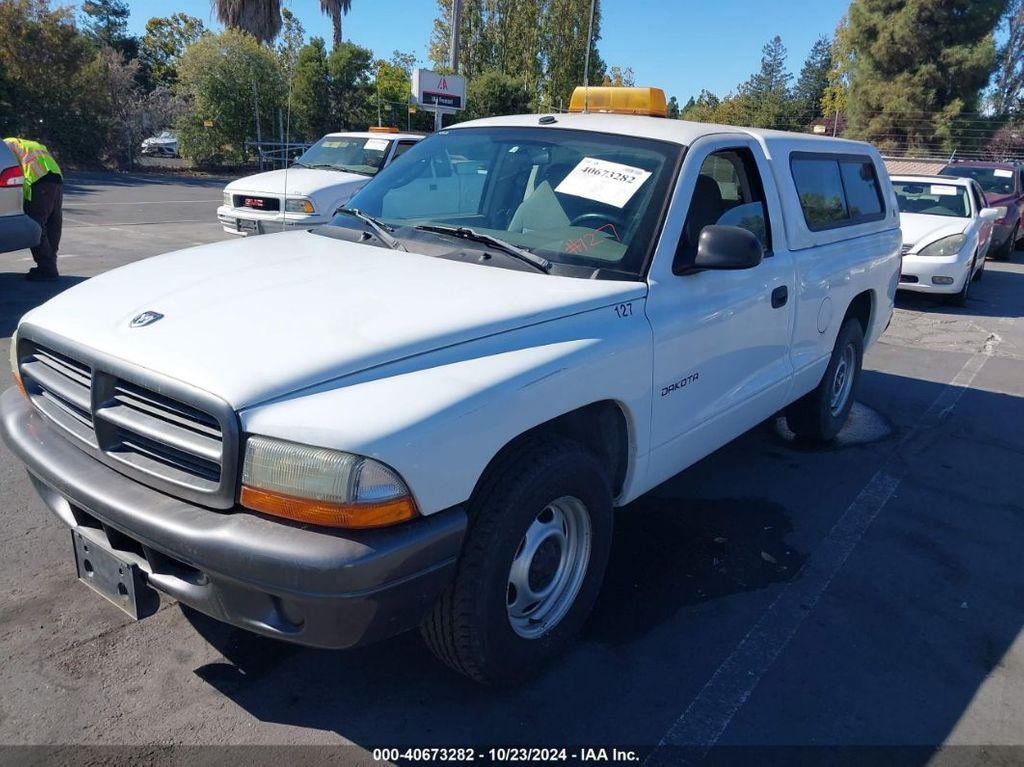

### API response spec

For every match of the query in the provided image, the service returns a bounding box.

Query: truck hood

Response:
[899,213,968,249]
[20,231,646,409]
[225,167,368,199]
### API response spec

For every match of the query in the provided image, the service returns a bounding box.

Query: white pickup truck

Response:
[3,98,901,684]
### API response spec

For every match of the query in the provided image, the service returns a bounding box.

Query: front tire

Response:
[948,255,975,307]
[993,224,1017,261]
[786,318,864,442]
[421,436,613,685]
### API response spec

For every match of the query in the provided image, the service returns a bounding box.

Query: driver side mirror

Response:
[980,206,1005,221]
[690,225,764,272]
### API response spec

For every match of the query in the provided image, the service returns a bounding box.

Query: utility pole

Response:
[436,0,462,132]
[582,0,597,112]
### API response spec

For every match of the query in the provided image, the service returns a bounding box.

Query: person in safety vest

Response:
[3,138,63,281]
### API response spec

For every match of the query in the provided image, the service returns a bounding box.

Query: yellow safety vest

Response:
[3,137,61,202]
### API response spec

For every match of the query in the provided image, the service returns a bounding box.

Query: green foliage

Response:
[542,0,605,109]
[460,70,531,120]
[741,35,795,129]
[992,0,1024,114]
[792,36,833,125]
[174,29,286,163]
[845,0,1007,153]
[80,0,130,49]
[0,0,106,163]
[666,95,679,120]
[277,8,306,77]
[291,37,334,138]
[140,13,206,87]
[603,66,634,87]
[327,40,375,130]
[212,0,282,44]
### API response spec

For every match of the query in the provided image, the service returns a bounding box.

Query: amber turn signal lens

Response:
[240,485,417,529]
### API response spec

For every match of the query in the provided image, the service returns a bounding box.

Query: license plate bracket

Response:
[72,531,159,619]
[236,218,260,234]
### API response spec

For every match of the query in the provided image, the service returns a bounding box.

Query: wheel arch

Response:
[469,400,633,509]
[844,288,874,339]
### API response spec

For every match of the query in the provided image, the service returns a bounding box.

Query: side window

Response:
[393,141,417,160]
[791,153,886,231]
[676,147,771,269]
[971,183,986,215]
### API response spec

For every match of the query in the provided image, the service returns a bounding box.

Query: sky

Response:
[121,0,853,103]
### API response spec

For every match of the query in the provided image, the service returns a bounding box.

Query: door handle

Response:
[771,285,788,309]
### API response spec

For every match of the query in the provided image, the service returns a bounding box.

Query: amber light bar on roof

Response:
[568,86,668,118]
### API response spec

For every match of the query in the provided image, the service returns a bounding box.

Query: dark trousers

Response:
[24,176,63,274]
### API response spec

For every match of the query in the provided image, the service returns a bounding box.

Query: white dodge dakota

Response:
[3,95,900,684]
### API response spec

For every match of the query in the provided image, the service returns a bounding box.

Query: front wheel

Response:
[420,436,613,685]
[786,318,864,442]
[993,224,1018,261]
[947,255,975,307]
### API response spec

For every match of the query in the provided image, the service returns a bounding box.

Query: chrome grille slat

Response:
[96,402,222,464]
[17,336,235,508]
[21,358,92,415]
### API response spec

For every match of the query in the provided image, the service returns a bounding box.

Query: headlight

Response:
[223,191,232,207]
[917,234,966,258]
[9,328,24,397]
[240,435,417,528]
[284,198,316,214]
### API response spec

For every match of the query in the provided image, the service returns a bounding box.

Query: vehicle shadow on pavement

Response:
[62,171,236,198]
[0,271,87,337]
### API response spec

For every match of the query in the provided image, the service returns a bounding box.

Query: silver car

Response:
[0,141,41,254]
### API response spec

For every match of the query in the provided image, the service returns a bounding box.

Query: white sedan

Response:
[217,130,423,236]
[892,174,1002,306]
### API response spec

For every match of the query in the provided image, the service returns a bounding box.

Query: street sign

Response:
[412,69,466,113]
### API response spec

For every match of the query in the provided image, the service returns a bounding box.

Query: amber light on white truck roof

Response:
[568,86,668,117]
[240,435,418,528]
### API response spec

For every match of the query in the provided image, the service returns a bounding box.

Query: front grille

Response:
[901,244,913,256]
[232,194,280,212]
[17,333,238,508]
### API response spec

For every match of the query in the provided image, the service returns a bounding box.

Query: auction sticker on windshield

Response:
[556,157,653,208]
[994,168,1014,178]
[931,185,959,196]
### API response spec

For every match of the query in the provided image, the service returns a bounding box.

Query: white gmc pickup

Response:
[2,104,901,684]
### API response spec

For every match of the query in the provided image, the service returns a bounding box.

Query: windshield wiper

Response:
[415,225,551,274]
[335,208,406,251]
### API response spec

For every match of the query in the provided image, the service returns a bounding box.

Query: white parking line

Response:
[645,345,994,765]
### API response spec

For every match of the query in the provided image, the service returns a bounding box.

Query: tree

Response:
[79,46,145,167]
[681,89,720,121]
[277,7,306,76]
[212,0,281,44]
[80,0,131,50]
[373,51,416,128]
[820,19,852,128]
[542,0,605,109]
[175,29,286,163]
[603,66,635,87]
[140,13,206,87]
[0,0,105,163]
[792,36,832,126]
[992,0,1024,114]
[987,122,1024,157]
[845,0,1007,153]
[742,35,794,129]
[666,95,680,119]
[461,70,531,120]
[320,0,352,49]
[291,38,333,138]
[326,40,375,130]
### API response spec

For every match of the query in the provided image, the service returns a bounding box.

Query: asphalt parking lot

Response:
[1,172,1024,761]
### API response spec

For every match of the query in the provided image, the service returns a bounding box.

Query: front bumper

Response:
[216,205,326,236]
[898,252,972,295]
[0,387,465,649]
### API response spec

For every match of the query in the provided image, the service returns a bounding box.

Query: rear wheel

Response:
[786,318,864,442]
[420,436,613,685]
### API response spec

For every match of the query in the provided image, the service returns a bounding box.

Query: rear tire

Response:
[786,318,864,443]
[420,436,613,685]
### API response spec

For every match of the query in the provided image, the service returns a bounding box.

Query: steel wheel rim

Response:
[829,344,855,417]
[506,496,592,639]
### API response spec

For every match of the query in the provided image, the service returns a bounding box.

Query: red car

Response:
[939,161,1023,260]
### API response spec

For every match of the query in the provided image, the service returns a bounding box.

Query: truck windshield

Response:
[939,165,1016,196]
[893,181,970,218]
[294,136,393,176]
[330,126,683,278]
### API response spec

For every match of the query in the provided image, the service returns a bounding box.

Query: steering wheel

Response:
[569,213,626,240]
